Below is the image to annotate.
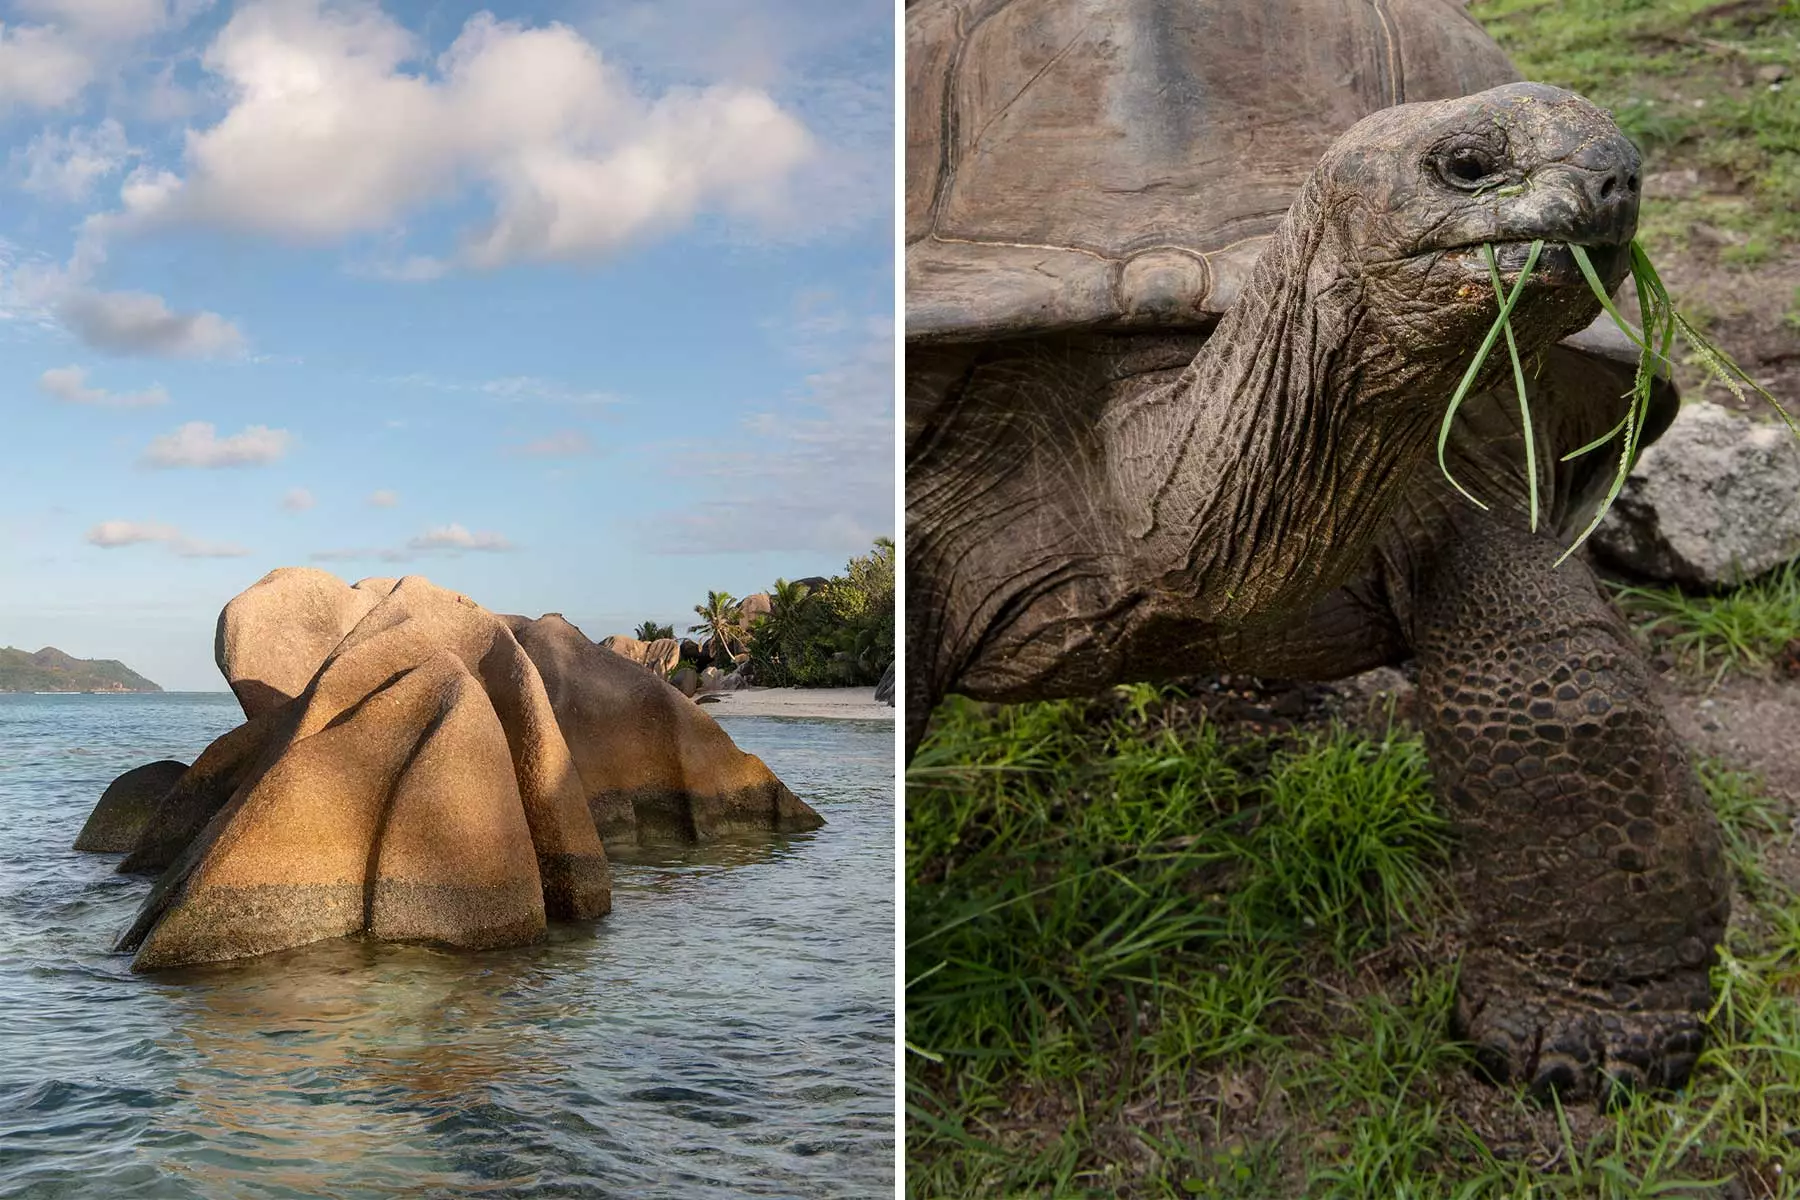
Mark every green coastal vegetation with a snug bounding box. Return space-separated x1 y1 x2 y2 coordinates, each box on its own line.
0 647 161 693
635 536 896 688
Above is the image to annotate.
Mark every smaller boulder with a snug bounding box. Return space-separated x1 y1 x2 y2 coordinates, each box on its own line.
670 666 699 697
1594 402 1800 587
643 637 681 677
874 662 895 706
698 666 725 692
599 634 650 665
73 760 188 852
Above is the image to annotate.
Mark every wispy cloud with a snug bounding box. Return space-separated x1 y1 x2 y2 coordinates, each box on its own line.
141 421 292 468
14 120 133 202
38 364 167 407
85 519 249 558
58 288 246 359
281 487 315 512
367 489 399 508
509 429 596 458
649 303 893 556
407 523 514 553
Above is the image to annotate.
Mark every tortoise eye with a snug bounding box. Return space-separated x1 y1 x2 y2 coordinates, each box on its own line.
1436 147 1502 190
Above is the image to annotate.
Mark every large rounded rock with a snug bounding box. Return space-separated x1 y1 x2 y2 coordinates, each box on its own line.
642 637 681 677
214 568 394 719
599 634 649 664
1593 403 1800 587
116 575 611 971
503 613 824 847
669 666 700 697
738 593 772 627
73 760 188 852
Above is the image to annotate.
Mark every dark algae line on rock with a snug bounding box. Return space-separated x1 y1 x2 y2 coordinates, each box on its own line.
75 567 823 972
0 646 161 693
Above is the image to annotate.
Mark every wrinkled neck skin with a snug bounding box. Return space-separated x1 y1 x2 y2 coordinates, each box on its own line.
1103 178 1463 627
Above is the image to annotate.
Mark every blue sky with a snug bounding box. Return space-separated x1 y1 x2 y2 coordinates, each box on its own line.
0 0 894 690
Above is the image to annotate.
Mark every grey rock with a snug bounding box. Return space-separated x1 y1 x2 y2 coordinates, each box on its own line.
874 662 895 706
1593 402 1800 586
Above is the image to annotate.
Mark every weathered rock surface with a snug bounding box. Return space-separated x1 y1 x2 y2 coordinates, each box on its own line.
670 666 699 697
643 637 681 677
118 712 279 875
78 570 821 971
738 593 772 627
215 568 397 718
1593 402 1800 587
599 634 649 664
73 760 188 852
116 576 611 971
504 614 823 846
698 666 726 691
874 662 896 706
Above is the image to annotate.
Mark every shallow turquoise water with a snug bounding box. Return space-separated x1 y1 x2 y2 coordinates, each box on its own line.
0 693 895 1198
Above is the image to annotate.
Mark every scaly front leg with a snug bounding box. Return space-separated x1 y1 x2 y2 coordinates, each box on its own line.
1407 511 1729 1103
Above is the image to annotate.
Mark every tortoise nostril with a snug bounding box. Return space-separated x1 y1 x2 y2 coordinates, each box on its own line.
1627 173 1640 193
1600 176 1616 199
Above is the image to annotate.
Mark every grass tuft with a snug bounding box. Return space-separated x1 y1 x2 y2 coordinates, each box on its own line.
1611 558 1800 682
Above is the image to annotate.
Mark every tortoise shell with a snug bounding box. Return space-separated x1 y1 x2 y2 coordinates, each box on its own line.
906 0 1520 342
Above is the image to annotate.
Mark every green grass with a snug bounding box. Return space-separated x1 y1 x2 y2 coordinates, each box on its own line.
1611 559 1800 681
906 686 1800 1197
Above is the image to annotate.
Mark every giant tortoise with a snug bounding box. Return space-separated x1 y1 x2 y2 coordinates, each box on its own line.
905 0 1727 1103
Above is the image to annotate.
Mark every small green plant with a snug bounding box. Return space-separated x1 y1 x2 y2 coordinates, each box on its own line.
1612 558 1800 682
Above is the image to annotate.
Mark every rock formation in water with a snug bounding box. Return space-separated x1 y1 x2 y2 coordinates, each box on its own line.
73 760 188 851
78 568 823 972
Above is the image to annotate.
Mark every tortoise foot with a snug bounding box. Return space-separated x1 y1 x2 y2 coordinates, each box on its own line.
1454 948 1711 1106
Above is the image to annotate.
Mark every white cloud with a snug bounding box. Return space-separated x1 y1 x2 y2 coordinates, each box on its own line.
86 518 180 547
308 546 403 562
86 518 249 557
0 0 202 115
38 364 167 407
57 289 246 358
367 488 398 507
16 120 132 201
0 24 95 112
141 421 292 468
510 429 594 458
100 0 814 269
406 523 513 552
281 486 315 511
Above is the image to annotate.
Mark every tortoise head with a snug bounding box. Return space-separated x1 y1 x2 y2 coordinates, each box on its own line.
1308 82 1640 360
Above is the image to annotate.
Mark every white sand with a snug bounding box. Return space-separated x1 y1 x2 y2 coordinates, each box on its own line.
697 686 895 721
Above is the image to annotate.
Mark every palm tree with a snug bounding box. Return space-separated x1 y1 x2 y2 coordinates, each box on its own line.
633 620 674 642
688 590 742 664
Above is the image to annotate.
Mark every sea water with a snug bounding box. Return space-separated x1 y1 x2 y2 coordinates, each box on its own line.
0 693 894 1198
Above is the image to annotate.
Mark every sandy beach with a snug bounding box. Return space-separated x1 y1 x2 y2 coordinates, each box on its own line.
699 686 896 721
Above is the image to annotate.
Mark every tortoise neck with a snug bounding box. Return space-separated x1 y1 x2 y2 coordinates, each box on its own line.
1102 180 1446 623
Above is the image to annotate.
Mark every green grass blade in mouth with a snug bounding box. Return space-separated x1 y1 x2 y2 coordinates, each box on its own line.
1557 240 1800 568
1485 243 1541 532
1437 238 1543 511
1571 241 1649 351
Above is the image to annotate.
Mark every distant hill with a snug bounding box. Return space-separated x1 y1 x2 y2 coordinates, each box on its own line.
0 647 162 693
